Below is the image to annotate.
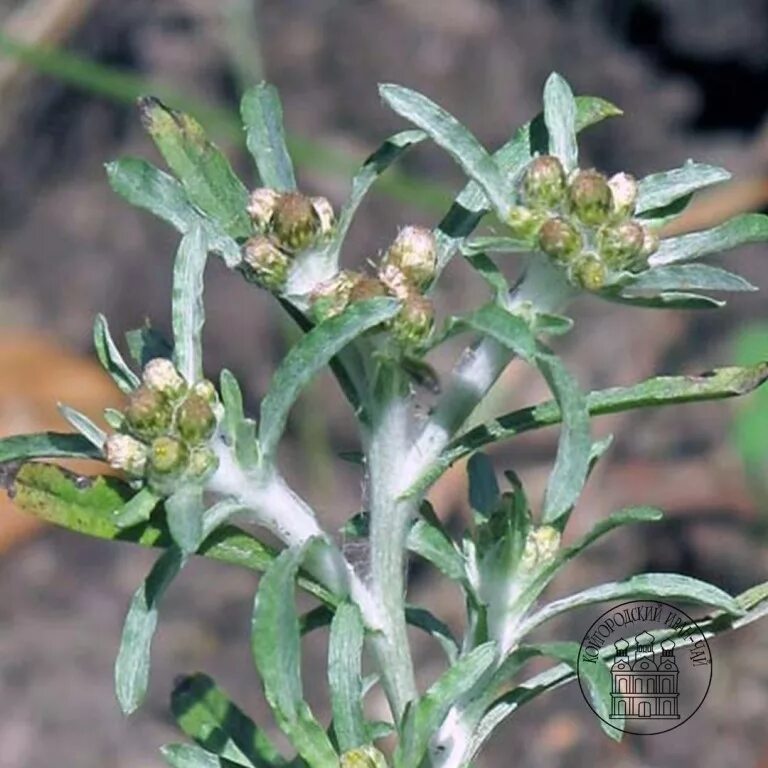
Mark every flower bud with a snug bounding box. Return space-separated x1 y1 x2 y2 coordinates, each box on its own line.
124 386 172 440
270 192 320 251
392 293 434 347
188 445 219 479
505 205 546 241
142 358 187 400
243 235 290 292
247 187 280 230
105 433 147 476
521 525 561 569
569 253 606 292
607 172 638 218
340 746 388 768
521 155 566 208
310 196 335 237
538 217 583 263
309 270 359 322
598 220 645 268
191 379 218 405
348 276 388 303
378 263 411 301
568 169 612 226
640 226 660 259
176 393 217 444
148 435 188 476
382 226 437 289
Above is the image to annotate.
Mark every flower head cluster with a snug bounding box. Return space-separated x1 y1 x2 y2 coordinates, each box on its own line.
242 189 335 292
508 155 659 291
309 225 438 348
104 358 219 494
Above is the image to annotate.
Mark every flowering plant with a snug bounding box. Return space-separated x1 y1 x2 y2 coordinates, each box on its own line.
3 74 768 767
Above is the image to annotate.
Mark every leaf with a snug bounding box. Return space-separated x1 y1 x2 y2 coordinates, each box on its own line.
532 313 573 337
115 546 185 714
461 236 535 255
462 252 509 303
220 369 259 469
404 606 460 664
173 224 209 383
0 432 101 463
408 363 768 499
171 672 284 767
166 486 205 555
604 291 726 310
321 130 427 269
114 486 161 529
537 349 591 525
394 642 497 768
258 297 399 460
457 304 537 363
201 498 250 540
161 743 244 768
328 603 368 751
650 213 768 266
94 313 140 392
635 162 730 215
543 73 578 171
138 97 251 238
379 84 512 220
520 572 742 636
467 452 500 519
251 542 339 768
107 158 241 267
126 322 174 368
241 83 297 192
407 518 466 584
56 404 106 450
623 264 756 294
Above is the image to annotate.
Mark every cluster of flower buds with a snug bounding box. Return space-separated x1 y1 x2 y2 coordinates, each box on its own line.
520 525 561 571
507 155 659 292
241 189 335 292
104 358 220 494
309 226 438 349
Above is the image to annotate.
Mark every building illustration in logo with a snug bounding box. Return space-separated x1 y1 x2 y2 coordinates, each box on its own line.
610 632 680 719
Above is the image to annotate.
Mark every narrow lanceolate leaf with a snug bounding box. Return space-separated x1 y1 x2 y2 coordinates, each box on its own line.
606 291 725 310
456 304 537 363
251 543 339 768
328 603 368 751
173 225 209 383
537 350 591 525
635 162 731 215
138 97 251 238
220 369 258 469
114 486 161 529
543 73 578 171
650 213 768 266
161 743 242 768
434 95 621 273
379 84 512 220
321 130 426 268
106 158 241 267
625 264 756 294
171 672 284 768
0 432 100 463
115 547 185 714
461 236 536 255
405 605 460 664
407 518 466 583
258 297 399 460
57 405 106 450
166 486 205 555
93 314 140 393
467 452 500 519
403 363 768 499
241 83 297 191
520 573 742 636
395 643 497 768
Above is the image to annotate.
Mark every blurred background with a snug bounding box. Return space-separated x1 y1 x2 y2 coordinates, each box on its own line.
1 1 768 766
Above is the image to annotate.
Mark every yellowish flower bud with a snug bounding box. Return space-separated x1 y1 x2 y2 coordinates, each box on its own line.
105 433 147 476
340 746 388 768
607 172 638 218
309 270 360 322
521 525 561 569
382 226 437 289
378 263 412 301
247 187 281 230
393 293 434 347
505 205 546 240
176 394 217 444
598 220 645 268
271 192 321 251
148 435 188 476
569 253 606 292
242 235 291 292
310 196 336 237
640 226 660 259
522 155 566 208
538 217 583 263
348 276 388 303
568 169 613 226
191 379 218 405
125 386 172 440
188 445 219 479
142 357 187 399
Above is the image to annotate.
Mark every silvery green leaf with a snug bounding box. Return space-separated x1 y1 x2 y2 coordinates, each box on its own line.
0 432 100 463
57 404 106 450
328 603 368 751
106 158 242 267
114 486 161 529
93 314 140 393
258 297 399 461
394 642 497 768
160 744 242 768
379 83 513 220
126 323 174 368
461 236 535 255
407 501 466 583
537 349 591 525
103 408 124 430
115 547 185 715
172 225 209 384
138 98 251 238
625 264 756 294
543 73 578 171
456 304 537 363
201 498 249 540
532 312 574 336
220 369 259 469
171 672 284 767
650 213 768 266
606 291 726 310
166 486 205 555
241 83 297 191
635 161 730 214
250 542 338 768
404 606 460 664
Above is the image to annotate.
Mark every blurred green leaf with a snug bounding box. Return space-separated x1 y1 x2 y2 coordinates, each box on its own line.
543 73 578 172
126 322 173 368
605 291 726 310
220 369 259 469
161 743 243 768
635 162 730 215
404 606 460 664
114 486 161 529
94 313 140 393
625 264 756 294
166 486 205 555
56 405 106 450
447 304 537 363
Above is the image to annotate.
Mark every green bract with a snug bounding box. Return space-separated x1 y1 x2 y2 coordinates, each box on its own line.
2 72 768 768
